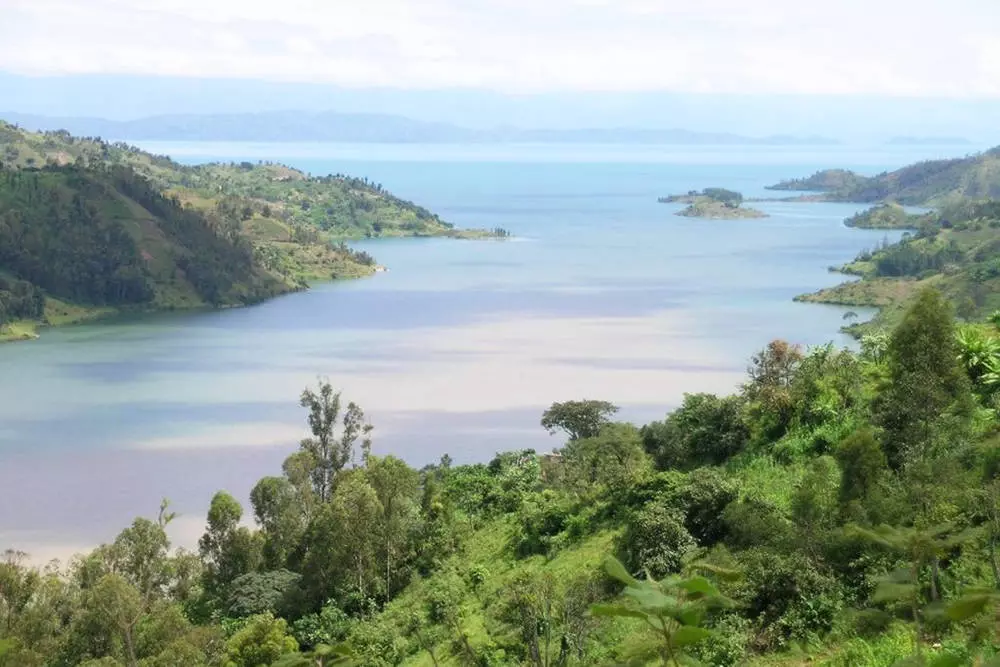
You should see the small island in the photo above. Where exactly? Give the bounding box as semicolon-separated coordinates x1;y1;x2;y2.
658;187;768;219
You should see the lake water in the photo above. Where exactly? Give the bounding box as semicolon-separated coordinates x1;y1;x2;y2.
1;142;949;560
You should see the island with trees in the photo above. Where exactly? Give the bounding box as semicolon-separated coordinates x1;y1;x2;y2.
6;288;1000;665
0;121;508;341
658;187;768;219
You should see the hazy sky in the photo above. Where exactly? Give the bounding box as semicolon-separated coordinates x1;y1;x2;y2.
3;0;1000;96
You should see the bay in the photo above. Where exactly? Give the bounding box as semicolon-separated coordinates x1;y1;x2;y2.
0;142;938;559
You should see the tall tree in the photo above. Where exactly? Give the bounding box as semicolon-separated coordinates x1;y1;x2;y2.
873;288;974;469
366;455;420;599
298;381;372;503
198;492;261;595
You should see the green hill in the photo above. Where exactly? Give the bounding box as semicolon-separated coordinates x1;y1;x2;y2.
0;165;312;339
798;199;1000;332
843;202;926;229
0;121;488;239
767;147;1000;206
765;168;869;192
0;121;498;340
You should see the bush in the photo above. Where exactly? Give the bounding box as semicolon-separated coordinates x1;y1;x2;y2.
736;549;844;648
641;394;748;470
619;502;696;579
679;467;738;546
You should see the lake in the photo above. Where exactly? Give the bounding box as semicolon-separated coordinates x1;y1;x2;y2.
0;142;947;560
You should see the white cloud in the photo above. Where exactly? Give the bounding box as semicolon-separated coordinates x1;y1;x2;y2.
1;0;999;96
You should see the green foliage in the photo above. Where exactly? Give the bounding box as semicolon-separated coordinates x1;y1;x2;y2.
540;400;619;441
560;423;651;496
223;613;298;667
874;288;974;468
619;503;696;579
641;393;749;470
591;555;736;666
701;187;744;206
226;570;302;618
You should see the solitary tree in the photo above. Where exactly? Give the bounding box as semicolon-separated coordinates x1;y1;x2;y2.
540;400;619;441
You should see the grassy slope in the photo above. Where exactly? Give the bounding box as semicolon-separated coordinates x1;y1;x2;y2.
365;520;639;666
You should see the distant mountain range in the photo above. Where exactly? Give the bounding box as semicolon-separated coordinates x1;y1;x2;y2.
0;111;840;145
886;136;972;146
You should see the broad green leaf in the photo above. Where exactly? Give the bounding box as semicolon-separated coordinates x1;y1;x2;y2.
671;625;712;647
946;593;994;620
590;603;650;621
603;556;639;586
873;581;916;603
678;576;720;598
626;585;677;612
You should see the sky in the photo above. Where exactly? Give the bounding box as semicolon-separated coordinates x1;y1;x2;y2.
1;0;1000;139
3;0;1000;96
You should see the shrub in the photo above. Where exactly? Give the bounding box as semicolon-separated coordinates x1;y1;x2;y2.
619;502;696;579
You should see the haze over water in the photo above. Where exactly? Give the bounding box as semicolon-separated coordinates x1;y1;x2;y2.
2;142;953;560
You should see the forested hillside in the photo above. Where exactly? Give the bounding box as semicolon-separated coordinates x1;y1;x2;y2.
766;147;1000;206
0;121;488;239
5;289;1000;665
0;121;499;340
799;199;1000;332
0;163;376;339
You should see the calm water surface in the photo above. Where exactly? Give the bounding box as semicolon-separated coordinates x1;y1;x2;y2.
1;143;940;558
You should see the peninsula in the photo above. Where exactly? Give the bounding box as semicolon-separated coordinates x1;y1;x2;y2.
0;121;506;341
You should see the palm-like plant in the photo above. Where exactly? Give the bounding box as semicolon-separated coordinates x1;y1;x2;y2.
956;326;1000;388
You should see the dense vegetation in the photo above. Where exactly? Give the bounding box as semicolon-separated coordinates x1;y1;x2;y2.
767;148;1000;207
844;203;925;230
0;121;502;339
7;289;1000;665
765;169;869;193
0;121;494;240
800;199;1000;332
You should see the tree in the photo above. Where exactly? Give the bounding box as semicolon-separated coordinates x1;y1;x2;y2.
835;428;887;511
873;288;974;469
223;613;297;667
540;400;619;441
620;503;696;579
300;473;383;609
366;455;420;599
199;492;261;595
560;423;651;495
641;394;748;470
250;476;306;570
495;571;602;667
298;381;372;503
